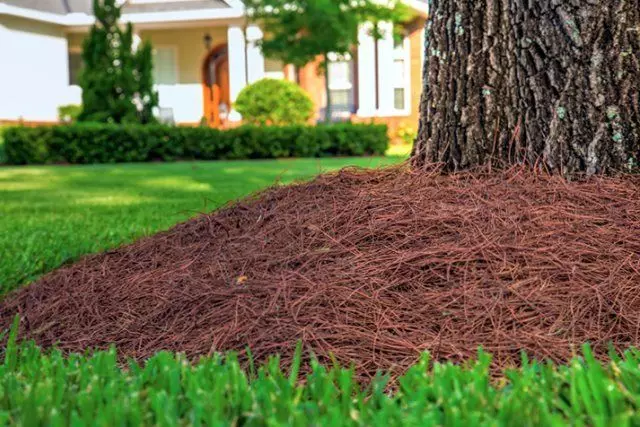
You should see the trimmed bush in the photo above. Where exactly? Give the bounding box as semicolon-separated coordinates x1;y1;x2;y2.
3;126;53;165
58;105;82;123
3;123;389;165
235;79;315;126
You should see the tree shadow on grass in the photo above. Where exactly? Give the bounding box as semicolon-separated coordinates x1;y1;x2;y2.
0;157;403;293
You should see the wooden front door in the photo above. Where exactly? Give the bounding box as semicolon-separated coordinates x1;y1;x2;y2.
202;45;230;128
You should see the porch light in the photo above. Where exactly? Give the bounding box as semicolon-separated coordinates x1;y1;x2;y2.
203;33;213;51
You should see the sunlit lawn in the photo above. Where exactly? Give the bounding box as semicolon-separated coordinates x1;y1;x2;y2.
386;143;412;157
0;156;405;293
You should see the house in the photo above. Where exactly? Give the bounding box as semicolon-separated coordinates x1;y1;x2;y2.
0;0;428;131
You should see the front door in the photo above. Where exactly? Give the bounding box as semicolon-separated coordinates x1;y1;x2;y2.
202;45;230;128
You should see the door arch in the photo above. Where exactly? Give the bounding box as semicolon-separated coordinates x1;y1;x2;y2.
202;44;230;128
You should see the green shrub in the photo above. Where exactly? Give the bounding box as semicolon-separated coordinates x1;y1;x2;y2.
0;127;5;164
395;122;418;145
235;79;315;126
78;0;158;125
3;127;53;164
57;105;82;123
3;123;389;165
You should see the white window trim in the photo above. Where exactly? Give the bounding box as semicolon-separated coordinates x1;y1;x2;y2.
389;35;411;116
328;57;355;91
330;82;354;91
153;44;180;86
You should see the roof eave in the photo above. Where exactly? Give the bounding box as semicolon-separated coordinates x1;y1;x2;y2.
1;1;422;28
0;5;244;27
221;0;245;9
121;7;244;25
0;3;86;25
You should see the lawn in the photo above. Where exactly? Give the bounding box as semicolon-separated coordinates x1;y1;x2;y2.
0;156;404;293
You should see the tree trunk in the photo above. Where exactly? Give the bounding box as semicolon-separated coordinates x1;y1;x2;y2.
323;55;333;124
413;0;640;176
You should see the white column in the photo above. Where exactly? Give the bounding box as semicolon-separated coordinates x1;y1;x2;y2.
132;31;142;51
357;23;377;117
376;21;395;117
227;25;247;122
245;25;265;84
284;64;296;82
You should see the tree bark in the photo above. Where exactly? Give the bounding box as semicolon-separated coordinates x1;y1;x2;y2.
323;55;333;124
413;0;640;176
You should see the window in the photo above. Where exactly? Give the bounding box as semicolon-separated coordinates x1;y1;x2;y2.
328;61;350;87
68;51;82;86
394;88;405;110
327;54;355;113
265;58;285;79
153;47;178;85
391;35;409;112
332;89;352;106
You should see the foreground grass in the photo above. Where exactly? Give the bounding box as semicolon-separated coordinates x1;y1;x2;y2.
0;157;403;292
1;321;638;427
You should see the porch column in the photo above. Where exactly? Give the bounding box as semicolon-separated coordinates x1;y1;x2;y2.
376;21;395;116
284;64;296;82
356;23;376;117
132;30;142;51
227;25;247;122
246;25;265;84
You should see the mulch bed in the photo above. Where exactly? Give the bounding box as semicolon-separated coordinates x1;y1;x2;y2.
2;166;640;379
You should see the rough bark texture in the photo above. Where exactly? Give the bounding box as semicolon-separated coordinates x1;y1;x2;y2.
413;0;640;175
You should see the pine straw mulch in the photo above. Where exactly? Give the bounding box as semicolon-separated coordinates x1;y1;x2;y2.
2;166;640;380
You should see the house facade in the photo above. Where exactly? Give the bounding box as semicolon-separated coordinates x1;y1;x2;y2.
0;0;427;130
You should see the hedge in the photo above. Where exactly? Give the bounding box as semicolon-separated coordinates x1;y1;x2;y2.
3;123;389;165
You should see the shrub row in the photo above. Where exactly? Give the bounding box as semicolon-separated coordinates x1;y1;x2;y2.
3;123;389;165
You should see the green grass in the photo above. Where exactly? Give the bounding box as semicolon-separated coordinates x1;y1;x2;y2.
386;143;412;157
0;157;403;293
2;318;639;426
